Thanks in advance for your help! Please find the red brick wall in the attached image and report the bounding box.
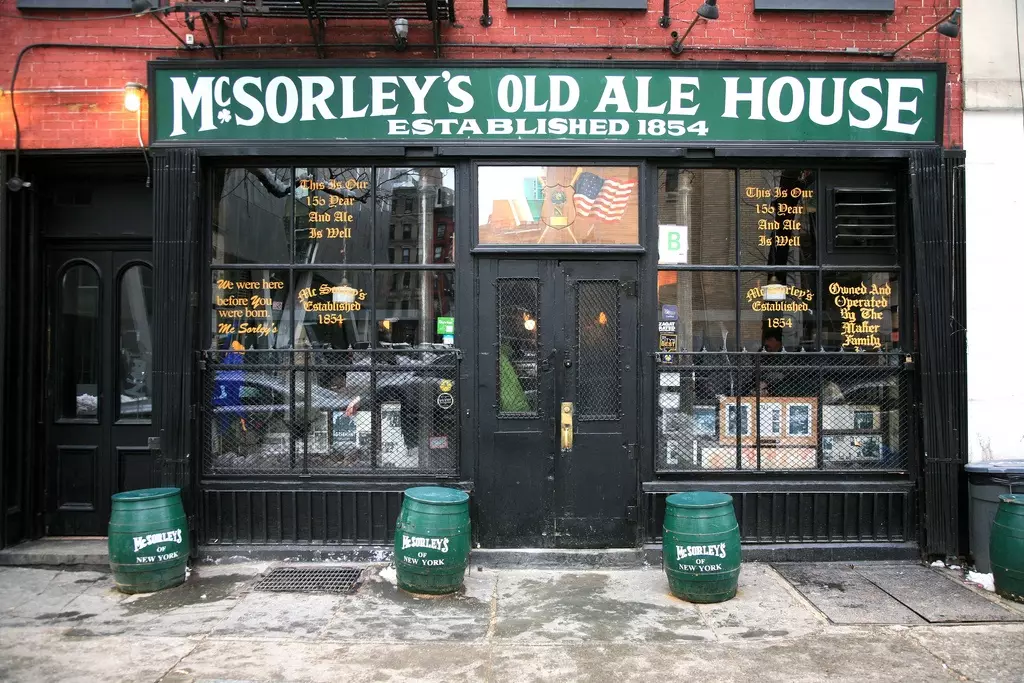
[0,0,962,150]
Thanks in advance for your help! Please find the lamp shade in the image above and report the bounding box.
[762,283,787,302]
[937,8,960,38]
[697,0,719,20]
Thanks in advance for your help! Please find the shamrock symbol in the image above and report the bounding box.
[217,109,232,123]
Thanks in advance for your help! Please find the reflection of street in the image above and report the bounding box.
[205,350,459,476]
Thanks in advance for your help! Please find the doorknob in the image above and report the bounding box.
[560,401,574,452]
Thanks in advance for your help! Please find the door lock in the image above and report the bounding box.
[560,402,574,452]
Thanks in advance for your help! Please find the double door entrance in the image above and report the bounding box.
[477,259,639,547]
[45,247,157,536]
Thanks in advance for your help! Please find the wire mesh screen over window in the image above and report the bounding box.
[656,352,909,472]
[576,280,621,420]
[497,278,540,417]
[203,349,459,476]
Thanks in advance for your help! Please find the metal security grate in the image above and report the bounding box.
[496,278,541,418]
[656,352,911,472]
[575,280,621,420]
[252,566,363,594]
[202,349,460,477]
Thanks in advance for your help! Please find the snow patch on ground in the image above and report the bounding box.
[929,560,961,570]
[966,571,995,592]
[378,565,397,585]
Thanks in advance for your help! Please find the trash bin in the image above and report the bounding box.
[108,487,189,594]
[964,460,1024,573]
[990,494,1024,603]
[662,492,741,603]
[393,486,470,595]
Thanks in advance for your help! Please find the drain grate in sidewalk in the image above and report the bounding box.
[252,566,363,595]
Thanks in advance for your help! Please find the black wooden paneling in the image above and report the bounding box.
[644,487,913,544]
[200,488,406,545]
[152,149,201,533]
[910,149,966,560]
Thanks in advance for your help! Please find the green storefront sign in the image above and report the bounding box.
[151,63,942,144]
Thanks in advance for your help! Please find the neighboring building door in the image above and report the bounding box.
[476,259,639,547]
[45,249,157,536]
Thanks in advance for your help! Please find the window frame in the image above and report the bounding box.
[655,164,904,353]
[208,164,457,352]
[472,160,645,252]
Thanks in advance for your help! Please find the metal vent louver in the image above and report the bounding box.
[833,187,897,250]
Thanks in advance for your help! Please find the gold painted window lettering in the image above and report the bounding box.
[739,271,817,352]
[294,167,373,266]
[295,271,372,349]
[211,269,289,352]
[822,272,899,351]
[739,169,818,267]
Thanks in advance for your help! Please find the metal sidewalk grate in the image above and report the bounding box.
[251,566,363,595]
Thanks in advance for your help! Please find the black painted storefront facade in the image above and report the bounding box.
[0,60,968,562]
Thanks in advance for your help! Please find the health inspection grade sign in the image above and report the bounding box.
[152,64,942,144]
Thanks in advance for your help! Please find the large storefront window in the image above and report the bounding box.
[656,167,907,474]
[478,165,640,246]
[206,166,458,477]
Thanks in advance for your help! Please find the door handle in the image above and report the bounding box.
[560,401,574,452]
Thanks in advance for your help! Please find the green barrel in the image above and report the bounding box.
[662,492,741,603]
[991,494,1024,603]
[394,486,470,595]
[108,488,189,594]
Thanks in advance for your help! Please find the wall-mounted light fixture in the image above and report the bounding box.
[393,17,409,50]
[123,82,146,113]
[890,7,960,56]
[669,1,720,55]
[937,8,961,37]
[662,0,718,29]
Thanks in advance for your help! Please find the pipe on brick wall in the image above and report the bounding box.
[7,43,185,183]
[0,88,125,96]
[209,42,894,57]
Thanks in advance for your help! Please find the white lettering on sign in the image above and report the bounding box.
[133,529,183,553]
[401,534,450,553]
[164,71,930,141]
[675,542,728,561]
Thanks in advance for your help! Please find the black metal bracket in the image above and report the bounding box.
[481,0,493,27]
[659,0,671,27]
[198,12,223,59]
[298,0,328,59]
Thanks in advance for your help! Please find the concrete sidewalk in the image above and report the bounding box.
[1,561,1023,682]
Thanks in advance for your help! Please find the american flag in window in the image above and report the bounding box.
[573,172,635,221]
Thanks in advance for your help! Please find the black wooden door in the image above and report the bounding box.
[46,249,157,536]
[477,258,639,548]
